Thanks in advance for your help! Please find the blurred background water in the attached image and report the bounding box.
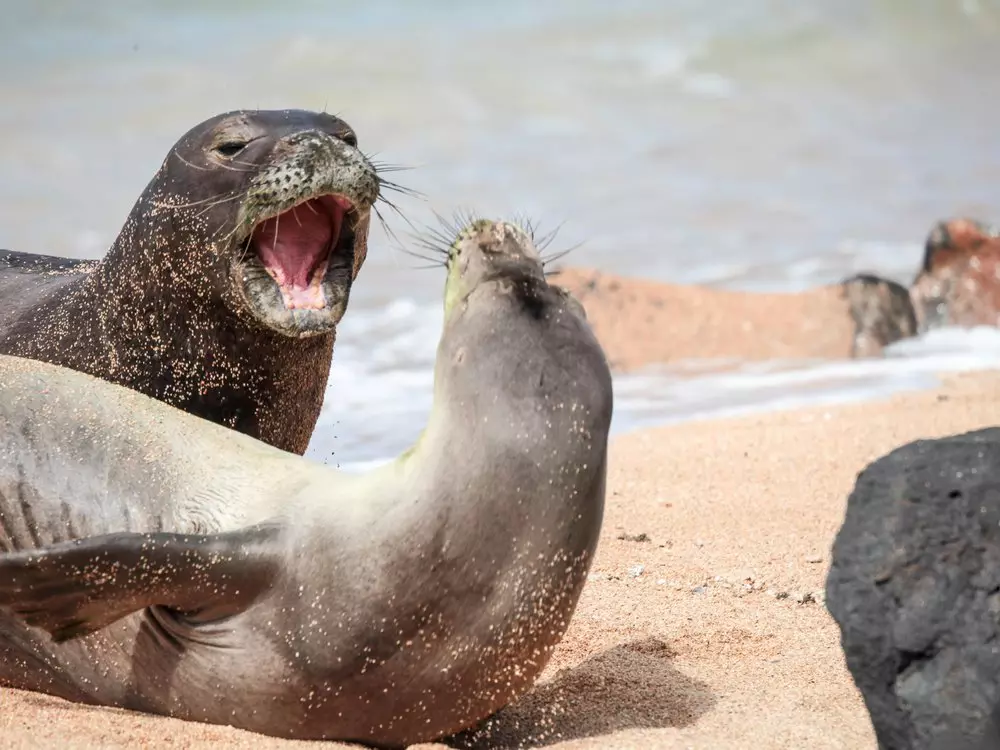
[2,0,999,466]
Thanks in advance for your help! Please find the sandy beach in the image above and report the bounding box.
[4,369,999,749]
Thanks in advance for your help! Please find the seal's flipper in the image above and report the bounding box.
[0,522,284,643]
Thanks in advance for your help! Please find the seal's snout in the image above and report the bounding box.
[440,217,556,318]
[451,220,541,264]
[232,123,380,338]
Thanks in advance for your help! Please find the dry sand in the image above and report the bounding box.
[4,370,1000,749]
[551,267,858,371]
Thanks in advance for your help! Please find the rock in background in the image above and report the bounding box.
[826,426,1000,750]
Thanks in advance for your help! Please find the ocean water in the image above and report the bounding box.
[1,0,999,466]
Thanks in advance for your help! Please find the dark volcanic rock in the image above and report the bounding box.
[826,427,1000,750]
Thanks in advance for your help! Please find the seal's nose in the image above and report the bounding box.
[276,129,334,153]
[479,222,540,262]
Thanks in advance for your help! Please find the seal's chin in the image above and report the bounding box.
[237,194,358,338]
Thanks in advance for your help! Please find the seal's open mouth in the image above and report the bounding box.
[250,194,356,310]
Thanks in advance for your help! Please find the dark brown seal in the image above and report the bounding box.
[0,109,383,454]
[910,217,1000,332]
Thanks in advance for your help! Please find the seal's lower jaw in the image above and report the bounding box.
[237,195,358,338]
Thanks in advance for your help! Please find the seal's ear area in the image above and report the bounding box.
[841,273,918,358]
[0,522,284,643]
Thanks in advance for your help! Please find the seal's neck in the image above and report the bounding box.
[400,279,613,497]
[60,200,335,455]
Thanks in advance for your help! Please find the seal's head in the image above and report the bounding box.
[910,217,1000,331]
[143,109,381,338]
[441,219,546,314]
[428,216,604,407]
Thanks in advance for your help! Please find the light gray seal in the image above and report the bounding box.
[0,218,613,747]
[0,108,386,455]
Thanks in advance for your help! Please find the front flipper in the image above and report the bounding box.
[0,522,284,643]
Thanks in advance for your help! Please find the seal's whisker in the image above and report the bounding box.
[455,208,481,235]
[193,193,248,219]
[405,217,459,258]
[372,204,406,249]
[214,161,256,174]
[504,213,565,254]
[377,178,424,200]
[304,201,320,216]
[225,159,267,172]
[534,221,567,253]
[237,236,253,264]
[171,150,253,174]
[371,163,414,174]
[369,159,416,174]
[418,231,452,252]
[397,247,446,266]
[384,229,446,267]
[541,242,583,268]
[291,206,303,228]
[423,227,458,253]
[375,195,420,236]
[412,236,451,257]
[212,217,251,247]
[508,211,534,238]
[171,150,211,172]
[425,224,454,244]
[429,209,476,243]
[151,189,245,211]
[364,150,419,174]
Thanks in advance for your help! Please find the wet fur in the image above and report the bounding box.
[0,109,383,455]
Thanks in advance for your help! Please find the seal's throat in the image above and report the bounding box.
[251,194,353,310]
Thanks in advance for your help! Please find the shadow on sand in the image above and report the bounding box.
[445,637,716,749]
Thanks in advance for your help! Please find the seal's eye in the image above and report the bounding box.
[338,131,358,148]
[214,141,248,158]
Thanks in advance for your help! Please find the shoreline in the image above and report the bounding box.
[6,369,1000,748]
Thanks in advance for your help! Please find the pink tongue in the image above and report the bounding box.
[254,199,343,292]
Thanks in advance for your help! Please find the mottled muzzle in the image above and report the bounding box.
[232,129,379,337]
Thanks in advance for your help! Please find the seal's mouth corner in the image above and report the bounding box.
[248,194,357,311]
